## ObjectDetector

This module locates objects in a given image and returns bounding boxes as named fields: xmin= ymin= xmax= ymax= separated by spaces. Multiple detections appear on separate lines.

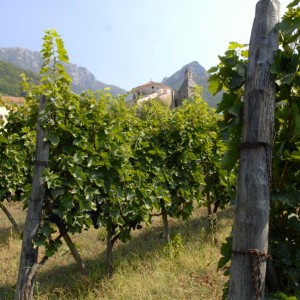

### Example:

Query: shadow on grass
xmin=0 ymin=224 xmax=23 ymax=246
xmin=0 ymin=207 xmax=233 ymax=300
xmin=0 ymin=285 xmax=16 ymax=300
xmin=0 ymin=202 xmax=25 ymax=246
xmin=0 ymin=226 xmax=23 ymax=300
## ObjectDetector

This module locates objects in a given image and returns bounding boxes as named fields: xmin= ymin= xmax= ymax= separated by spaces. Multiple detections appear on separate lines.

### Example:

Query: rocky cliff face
xmin=0 ymin=47 xmax=126 ymax=95
xmin=0 ymin=48 xmax=222 ymax=105
xmin=162 ymin=61 xmax=207 ymax=90
xmin=0 ymin=47 xmax=43 ymax=73
xmin=162 ymin=61 xmax=222 ymax=107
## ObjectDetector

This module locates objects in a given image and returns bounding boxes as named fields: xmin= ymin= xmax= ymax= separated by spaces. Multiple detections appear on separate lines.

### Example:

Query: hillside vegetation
xmin=0 ymin=47 xmax=126 ymax=95
xmin=0 ymin=60 xmax=38 ymax=96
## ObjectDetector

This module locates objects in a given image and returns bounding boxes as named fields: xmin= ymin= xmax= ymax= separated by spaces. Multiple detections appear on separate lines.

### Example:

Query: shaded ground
xmin=0 ymin=203 xmax=233 ymax=300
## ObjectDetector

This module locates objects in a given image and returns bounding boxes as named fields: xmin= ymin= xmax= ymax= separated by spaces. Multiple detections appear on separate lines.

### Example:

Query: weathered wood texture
xmin=106 ymin=226 xmax=114 ymax=277
xmin=161 ymin=200 xmax=170 ymax=243
xmin=62 ymin=233 xmax=88 ymax=276
xmin=229 ymin=1 xmax=280 ymax=299
xmin=15 ymin=96 xmax=49 ymax=300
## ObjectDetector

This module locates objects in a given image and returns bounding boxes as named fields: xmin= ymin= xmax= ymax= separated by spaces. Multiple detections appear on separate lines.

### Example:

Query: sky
xmin=0 ymin=0 xmax=291 ymax=91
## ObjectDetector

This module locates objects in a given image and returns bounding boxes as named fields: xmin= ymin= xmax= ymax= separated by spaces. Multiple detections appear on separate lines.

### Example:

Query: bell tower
xmin=174 ymin=67 xmax=196 ymax=107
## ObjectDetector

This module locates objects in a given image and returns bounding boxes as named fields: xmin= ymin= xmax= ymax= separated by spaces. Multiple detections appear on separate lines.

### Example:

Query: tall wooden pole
xmin=229 ymin=1 xmax=280 ymax=299
xmin=15 ymin=95 xmax=49 ymax=300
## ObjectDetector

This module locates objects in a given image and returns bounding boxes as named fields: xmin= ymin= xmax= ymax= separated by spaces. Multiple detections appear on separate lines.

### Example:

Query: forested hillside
xmin=0 ymin=47 xmax=126 ymax=95
xmin=0 ymin=60 xmax=38 ymax=96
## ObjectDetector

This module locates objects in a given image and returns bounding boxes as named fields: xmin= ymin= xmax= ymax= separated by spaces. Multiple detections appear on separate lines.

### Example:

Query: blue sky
xmin=1 ymin=0 xmax=290 ymax=90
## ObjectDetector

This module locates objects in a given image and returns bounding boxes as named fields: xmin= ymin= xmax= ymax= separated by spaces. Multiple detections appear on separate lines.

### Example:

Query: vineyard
xmin=1 ymin=1 xmax=300 ymax=299
xmin=0 ymin=201 xmax=233 ymax=299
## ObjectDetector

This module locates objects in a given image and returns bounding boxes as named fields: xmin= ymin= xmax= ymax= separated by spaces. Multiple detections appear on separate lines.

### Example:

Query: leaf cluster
xmin=0 ymin=97 xmax=36 ymax=203
xmin=208 ymin=42 xmax=248 ymax=172
xmin=131 ymin=87 xmax=233 ymax=222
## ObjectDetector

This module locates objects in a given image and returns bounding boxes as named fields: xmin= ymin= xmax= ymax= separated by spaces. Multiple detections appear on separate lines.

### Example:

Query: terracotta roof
xmin=134 ymin=81 xmax=173 ymax=90
xmin=2 ymin=96 xmax=25 ymax=105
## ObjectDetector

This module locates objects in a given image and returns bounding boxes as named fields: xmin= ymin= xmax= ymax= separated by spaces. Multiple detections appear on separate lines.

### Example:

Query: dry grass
xmin=0 ymin=201 xmax=233 ymax=300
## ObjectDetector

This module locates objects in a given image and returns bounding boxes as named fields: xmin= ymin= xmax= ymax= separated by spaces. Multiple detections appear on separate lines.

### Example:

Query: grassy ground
xmin=0 ymin=201 xmax=233 ymax=300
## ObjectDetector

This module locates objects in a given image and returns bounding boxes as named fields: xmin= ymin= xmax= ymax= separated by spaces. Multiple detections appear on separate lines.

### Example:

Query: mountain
xmin=162 ymin=61 xmax=222 ymax=107
xmin=0 ymin=47 xmax=126 ymax=95
xmin=0 ymin=60 xmax=39 ymax=96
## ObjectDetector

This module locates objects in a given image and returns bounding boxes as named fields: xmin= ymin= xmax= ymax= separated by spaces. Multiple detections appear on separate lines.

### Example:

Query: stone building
xmin=126 ymin=81 xmax=175 ymax=108
xmin=0 ymin=96 xmax=25 ymax=124
xmin=127 ymin=68 xmax=196 ymax=109
xmin=173 ymin=68 xmax=197 ymax=107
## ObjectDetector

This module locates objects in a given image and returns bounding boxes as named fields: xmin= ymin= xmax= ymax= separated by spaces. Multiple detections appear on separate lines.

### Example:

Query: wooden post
xmin=161 ymin=200 xmax=170 ymax=243
xmin=106 ymin=226 xmax=114 ymax=277
xmin=15 ymin=95 xmax=49 ymax=300
xmin=229 ymin=1 xmax=280 ymax=299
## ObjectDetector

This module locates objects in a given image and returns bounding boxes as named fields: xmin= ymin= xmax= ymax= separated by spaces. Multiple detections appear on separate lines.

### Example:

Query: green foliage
xmin=131 ymin=87 xmax=229 ymax=225
xmin=1 ymin=29 xmax=231 ymax=279
xmin=0 ymin=97 xmax=36 ymax=202
xmin=270 ymin=3 xmax=300 ymax=293
xmin=218 ymin=236 xmax=232 ymax=271
xmin=35 ymin=30 xmax=152 ymax=252
xmin=0 ymin=60 xmax=39 ymax=96
xmin=163 ymin=232 xmax=184 ymax=259
xmin=208 ymin=42 xmax=248 ymax=172
xmin=269 ymin=292 xmax=297 ymax=300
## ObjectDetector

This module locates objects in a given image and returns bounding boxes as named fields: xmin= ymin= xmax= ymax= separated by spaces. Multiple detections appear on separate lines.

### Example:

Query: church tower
xmin=174 ymin=68 xmax=196 ymax=107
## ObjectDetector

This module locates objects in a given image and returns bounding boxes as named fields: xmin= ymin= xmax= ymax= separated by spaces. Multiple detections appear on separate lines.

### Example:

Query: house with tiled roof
xmin=2 ymin=96 xmax=25 ymax=105
xmin=126 ymin=81 xmax=175 ymax=108
xmin=0 ymin=96 xmax=25 ymax=124
xmin=126 ymin=69 xmax=196 ymax=109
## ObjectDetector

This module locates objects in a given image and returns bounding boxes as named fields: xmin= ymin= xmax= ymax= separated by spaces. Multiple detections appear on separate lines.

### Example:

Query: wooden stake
xmin=15 ymin=95 xmax=49 ymax=300
xmin=229 ymin=1 xmax=280 ymax=299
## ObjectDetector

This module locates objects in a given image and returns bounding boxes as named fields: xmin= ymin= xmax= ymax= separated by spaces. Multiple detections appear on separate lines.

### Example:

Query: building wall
xmin=130 ymin=81 xmax=175 ymax=108
xmin=134 ymin=83 xmax=166 ymax=98
xmin=0 ymin=106 xmax=8 ymax=125
xmin=0 ymin=96 xmax=25 ymax=125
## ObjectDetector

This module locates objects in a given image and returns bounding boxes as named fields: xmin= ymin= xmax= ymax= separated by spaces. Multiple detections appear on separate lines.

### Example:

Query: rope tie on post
xmin=235 ymin=141 xmax=273 ymax=299
xmin=239 ymin=141 xmax=271 ymax=151
xmin=33 ymin=160 xmax=48 ymax=167
xmin=232 ymin=249 xmax=272 ymax=299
